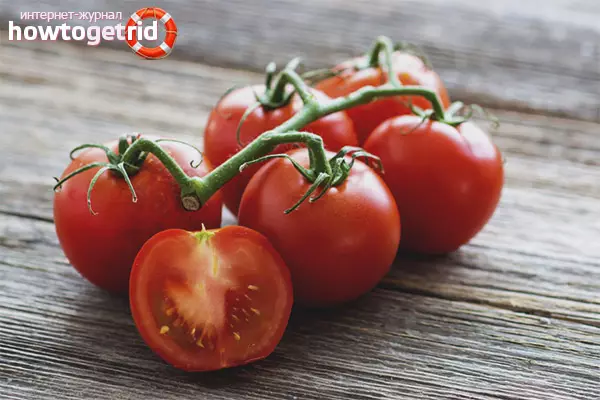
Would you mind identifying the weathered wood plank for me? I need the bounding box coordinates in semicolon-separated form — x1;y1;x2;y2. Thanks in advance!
1;37;600;327
2;28;600;400
3;34;600;171
1;0;600;121
1;212;599;400
2;34;600;165
3;165;600;327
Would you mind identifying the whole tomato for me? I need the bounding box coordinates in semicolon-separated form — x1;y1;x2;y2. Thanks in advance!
54;138;222;293
203;85;358;215
316;51;450;144
364;115;503;253
238;149;400;307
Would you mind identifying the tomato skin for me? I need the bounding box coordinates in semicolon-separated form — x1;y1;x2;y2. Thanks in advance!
364;116;504;253
130;227;293;371
238;149;400;307
203;85;358;215
316;52;450;144
53;139;222;293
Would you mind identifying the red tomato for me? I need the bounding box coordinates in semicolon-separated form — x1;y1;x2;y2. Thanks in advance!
130;226;293;371
316;51;451;144
54;139;222;293
203;85;358;215
364;115;504;253
238;149;400;307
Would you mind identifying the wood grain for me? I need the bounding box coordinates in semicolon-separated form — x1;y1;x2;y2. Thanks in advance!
2;213;599;400
1;0;600;122
2;20;600;400
1;35;600;319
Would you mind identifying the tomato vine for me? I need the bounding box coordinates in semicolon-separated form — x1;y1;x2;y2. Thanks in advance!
55;36;482;214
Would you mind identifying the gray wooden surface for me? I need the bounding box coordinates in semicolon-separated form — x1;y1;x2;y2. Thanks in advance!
1;1;600;399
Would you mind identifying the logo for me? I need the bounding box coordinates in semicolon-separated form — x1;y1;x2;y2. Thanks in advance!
8;7;178;60
126;8;178;59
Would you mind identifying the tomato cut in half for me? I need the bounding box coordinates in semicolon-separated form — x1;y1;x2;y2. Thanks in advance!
130;226;293;371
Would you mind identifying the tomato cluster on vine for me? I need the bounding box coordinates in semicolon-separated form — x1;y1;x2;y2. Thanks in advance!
52;37;503;372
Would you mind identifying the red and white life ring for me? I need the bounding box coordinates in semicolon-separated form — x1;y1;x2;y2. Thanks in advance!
126;7;177;60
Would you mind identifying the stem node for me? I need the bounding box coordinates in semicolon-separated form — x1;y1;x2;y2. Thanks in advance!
182;194;201;211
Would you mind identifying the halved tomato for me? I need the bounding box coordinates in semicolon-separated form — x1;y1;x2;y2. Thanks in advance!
130;226;293;371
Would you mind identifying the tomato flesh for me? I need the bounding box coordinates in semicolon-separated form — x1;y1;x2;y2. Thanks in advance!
130;226;293;371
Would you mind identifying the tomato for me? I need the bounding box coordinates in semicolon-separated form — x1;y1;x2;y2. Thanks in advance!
54;138;222;293
316;51;451;144
204;85;358;215
238;149;400;307
363;115;504;253
130;226;293;371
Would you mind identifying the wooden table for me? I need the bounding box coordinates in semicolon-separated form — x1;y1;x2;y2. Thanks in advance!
1;1;599;399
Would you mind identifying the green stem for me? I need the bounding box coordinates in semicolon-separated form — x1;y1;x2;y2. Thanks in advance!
184;84;448;209
271;67;446;123
190;131;330;207
276;70;317;106
114;83;449;211
366;35;401;88
270;57;303;104
120;139;196;195
321;85;447;121
264;62;277;90
118;135;130;156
